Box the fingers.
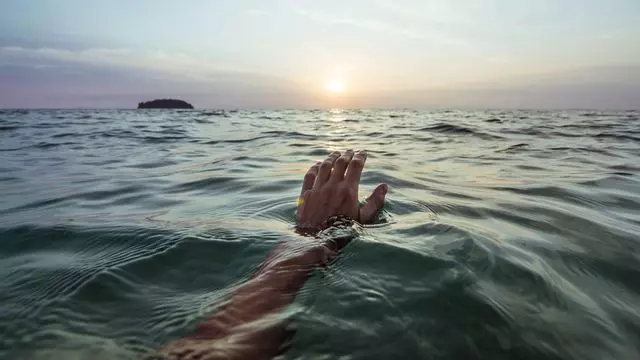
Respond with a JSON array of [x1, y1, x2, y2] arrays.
[[314, 151, 340, 188], [359, 183, 388, 223], [345, 150, 367, 189], [331, 149, 354, 181], [301, 162, 320, 196]]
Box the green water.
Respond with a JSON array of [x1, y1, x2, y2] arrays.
[[1, 109, 639, 359]]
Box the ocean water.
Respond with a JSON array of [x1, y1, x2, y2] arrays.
[[1, 108, 639, 359]]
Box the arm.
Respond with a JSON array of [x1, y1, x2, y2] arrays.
[[153, 150, 387, 360]]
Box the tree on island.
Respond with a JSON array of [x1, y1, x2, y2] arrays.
[[137, 99, 194, 109]]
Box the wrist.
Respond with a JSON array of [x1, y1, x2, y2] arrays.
[[295, 214, 357, 235]]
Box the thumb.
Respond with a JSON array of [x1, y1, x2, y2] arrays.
[[359, 184, 388, 224]]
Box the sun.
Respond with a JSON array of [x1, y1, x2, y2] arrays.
[[325, 78, 345, 94]]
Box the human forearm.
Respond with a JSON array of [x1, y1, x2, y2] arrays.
[[191, 221, 356, 338], [153, 150, 387, 359], [154, 238, 338, 358], [193, 240, 325, 336]]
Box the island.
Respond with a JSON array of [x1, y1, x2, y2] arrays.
[[137, 99, 194, 109]]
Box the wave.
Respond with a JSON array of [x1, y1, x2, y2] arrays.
[[2, 109, 640, 360], [418, 122, 476, 134], [0, 125, 20, 131], [497, 143, 529, 152], [418, 122, 503, 139], [594, 133, 640, 142]]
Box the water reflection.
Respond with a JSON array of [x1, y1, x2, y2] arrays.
[[0, 109, 639, 359]]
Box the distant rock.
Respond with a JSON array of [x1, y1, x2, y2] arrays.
[[137, 99, 194, 109]]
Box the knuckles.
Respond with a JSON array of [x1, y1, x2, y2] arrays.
[[303, 172, 316, 183], [350, 158, 364, 169], [320, 160, 333, 169], [334, 157, 348, 168], [337, 185, 356, 198]]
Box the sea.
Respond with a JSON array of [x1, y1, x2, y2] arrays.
[[0, 108, 639, 359]]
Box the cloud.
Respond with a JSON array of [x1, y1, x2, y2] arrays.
[[0, 46, 311, 108], [0, 45, 307, 91], [2, 45, 638, 109], [350, 64, 640, 109], [0, 46, 255, 81], [294, 7, 464, 46], [296, 8, 422, 39], [372, 0, 476, 27], [0, 60, 317, 108]]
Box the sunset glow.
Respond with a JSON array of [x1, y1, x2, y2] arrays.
[[325, 79, 345, 94], [1, 1, 638, 109]]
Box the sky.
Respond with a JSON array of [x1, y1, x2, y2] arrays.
[[1, 0, 639, 109]]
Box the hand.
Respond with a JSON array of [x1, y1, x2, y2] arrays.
[[296, 150, 388, 231]]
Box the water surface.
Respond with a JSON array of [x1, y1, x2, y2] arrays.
[[1, 109, 639, 359]]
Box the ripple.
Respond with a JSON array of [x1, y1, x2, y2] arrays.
[[418, 122, 477, 134], [497, 143, 529, 153], [2, 109, 640, 359]]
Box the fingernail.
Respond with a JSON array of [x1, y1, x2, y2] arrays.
[[382, 184, 388, 195]]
